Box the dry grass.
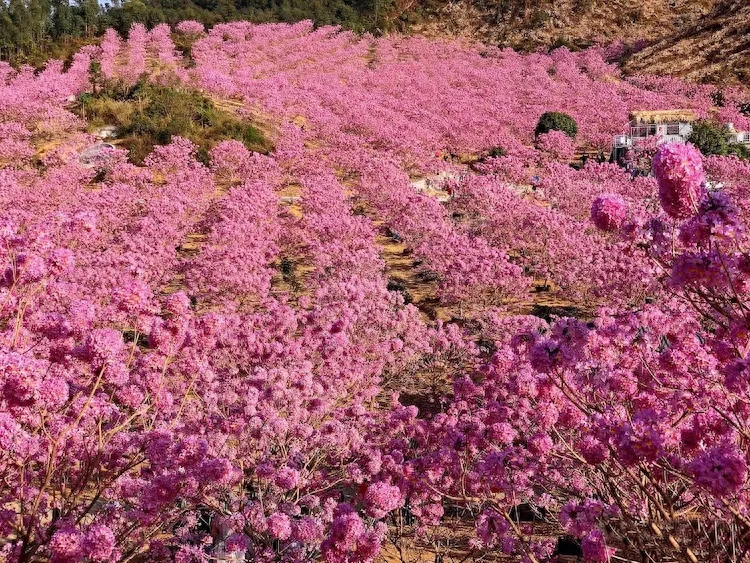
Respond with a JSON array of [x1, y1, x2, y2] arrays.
[[411, 0, 716, 51], [409, 0, 750, 84], [630, 109, 698, 124], [624, 0, 750, 84]]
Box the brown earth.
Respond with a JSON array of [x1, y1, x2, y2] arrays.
[[410, 0, 749, 84], [411, 0, 714, 47], [624, 0, 750, 84]]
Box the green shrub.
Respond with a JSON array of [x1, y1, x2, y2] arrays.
[[727, 143, 750, 160], [626, 8, 644, 23], [687, 120, 729, 156], [218, 120, 268, 148], [172, 33, 197, 64], [575, 0, 596, 12], [486, 146, 507, 159], [76, 80, 272, 164], [535, 111, 578, 138], [529, 10, 550, 29]]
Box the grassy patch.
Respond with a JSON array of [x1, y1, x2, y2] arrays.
[[171, 33, 199, 66], [76, 80, 272, 164]]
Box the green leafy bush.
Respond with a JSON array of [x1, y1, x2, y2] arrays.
[[530, 10, 551, 29], [687, 120, 729, 156], [486, 146, 507, 159], [77, 80, 272, 164], [727, 143, 750, 160], [548, 36, 585, 53], [535, 111, 578, 138]]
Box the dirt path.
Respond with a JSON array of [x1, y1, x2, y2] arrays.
[[268, 181, 317, 300]]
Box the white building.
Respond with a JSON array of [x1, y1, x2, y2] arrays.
[[612, 109, 698, 165], [614, 111, 750, 150], [726, 123, 750, 146], [613, 109, 698, 149]]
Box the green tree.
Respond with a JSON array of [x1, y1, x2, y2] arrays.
[[8, 0, 33, 51], [0, 4, 18, 59], [535, 111, 578, 138], [51, 0, 75, 38], [0, 0, 420, 65], [727, 142, 750, 161], [687, 120, 729, 156], [74, 0, 100, 36], [29, 0, 52, 44]]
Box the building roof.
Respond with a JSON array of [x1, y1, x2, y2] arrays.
[[629, 109, 698, 124]]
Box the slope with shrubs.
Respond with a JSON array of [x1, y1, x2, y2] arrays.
[[77, 80, 271, 163], [411, 0, 716, 49]]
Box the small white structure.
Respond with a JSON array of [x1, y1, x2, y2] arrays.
[[726, 123, 750, 146], [612, 110, 698, 165], [612, 134, 632, 150], [614, 109, 698, 149]]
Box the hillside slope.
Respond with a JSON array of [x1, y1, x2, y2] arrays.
[[410, 0, 748, 83], [411, 0, 714, 46], [623, 0, 750, 83]]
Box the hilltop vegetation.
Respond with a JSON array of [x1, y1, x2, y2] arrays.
[[2, 0, 749, 85], [0, 0, 414, 65], [623, 0, 750, 84], [412, 0, 716, 48], [412, 0, 749, 84]]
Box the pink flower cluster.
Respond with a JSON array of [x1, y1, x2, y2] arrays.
[[653, 142, 705, 219], [176, 20, 206, 36], [536, 130, 576, 161], [590, 193, 628, 231]]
